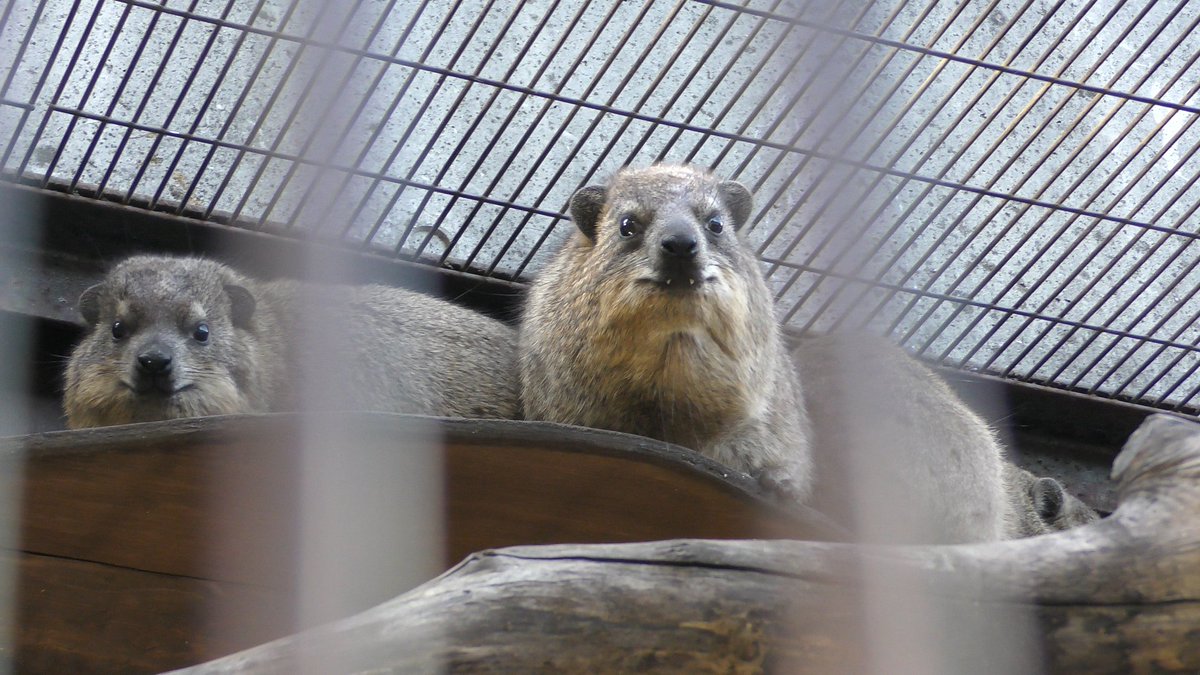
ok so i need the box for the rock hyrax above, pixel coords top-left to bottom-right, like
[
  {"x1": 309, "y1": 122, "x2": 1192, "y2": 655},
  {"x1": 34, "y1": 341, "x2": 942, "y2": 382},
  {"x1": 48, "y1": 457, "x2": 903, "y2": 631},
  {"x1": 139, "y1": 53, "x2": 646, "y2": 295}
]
[
  {"x1": 794, "y1": 334, "x2": 1099, "y2": 542},
  {"x1": 519, "y1": 164, "x2": 813, "y2": 501},
  {"x1": 64, "y1": 255, "x2": 521, "y2": 428}
]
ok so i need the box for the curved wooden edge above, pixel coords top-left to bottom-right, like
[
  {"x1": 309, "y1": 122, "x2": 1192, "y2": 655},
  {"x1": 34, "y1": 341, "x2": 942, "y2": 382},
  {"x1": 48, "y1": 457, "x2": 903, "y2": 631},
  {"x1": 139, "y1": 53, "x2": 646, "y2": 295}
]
[
  {"x1": 1112, "y1": 412, "x2": 1200, "y2": 501},
  {"x1": 0, "y1": 412, "x2": 845, "y2": 539},
  {"x1": 166, "y1": 413, "x2": 1200, "y2": 674}
]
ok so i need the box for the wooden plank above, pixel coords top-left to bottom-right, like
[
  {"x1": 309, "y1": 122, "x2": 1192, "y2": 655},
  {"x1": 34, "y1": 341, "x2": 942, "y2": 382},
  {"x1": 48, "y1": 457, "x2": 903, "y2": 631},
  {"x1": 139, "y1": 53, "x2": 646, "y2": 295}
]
[
  {"x1": 8, "y1": 551, "x2": 292, "y2": 674},
  {"x1": 14, "y1": 425, "x2": 301, "y2": 588},
  {"x1": 2, "y1": 415, "x2": 836, "y2": 673},
  {"x1": 445, "y1": 442, "x2": 809, "y2": 563},
  {"x1": 4, "y1": 413, "x2": 836, "y2": 584}
]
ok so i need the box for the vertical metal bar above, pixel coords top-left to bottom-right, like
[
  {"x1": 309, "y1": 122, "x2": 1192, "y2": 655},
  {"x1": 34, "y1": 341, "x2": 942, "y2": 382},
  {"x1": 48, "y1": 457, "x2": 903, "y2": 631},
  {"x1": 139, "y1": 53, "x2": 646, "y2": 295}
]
[
  {"x1": 769, "y1": 0, "x2": 1031, "y2": 328},
  {"x1": 332, "y1": 0, "x2": 484, "y2": 244},
  {"x1": 0, "y1": 0, "x2": 31, "y2": 96},
  {"x1": 0, "y1": 0, "x2": 52, "y2": 165},
  {"x1": 763, "y1": 0, "x2": 1031, "y2": 327},
  {"x1": 256, "y1": 1, "x2": 401, "y2": 229},
  {"x1": 122, "y1": 0, "x2": 273, "y2": 205},
  {"x1": 193, "y1": 0, "x2": 340, "y2": 216},
  {"x1": 407, "y1": 0, "x2": 582, "y2": 266},
  {"x1": 782, "y1": 0, "x2": 1098, "y2": 332},
  {"x1": 282, "y1": 0, "x2": 411, "y2": 232},
  {"x1": 10, "y1": 0, "x2": 103, "y2": 176},
  {"x1": 698, "y1": 0, "x2": 870, "y2": 191},
  {"x1": 225, "y1": 0, "x2": 368, "y2": 225},
  {"x1": 67, "y1": 0, "x2": 186, "y2": 192},
  {"x1": 359, "y1": 0, "x2": 530, "y2": 257},
  {"x1": 344, "y1": 0, "x2": 511, "y2": 248}
]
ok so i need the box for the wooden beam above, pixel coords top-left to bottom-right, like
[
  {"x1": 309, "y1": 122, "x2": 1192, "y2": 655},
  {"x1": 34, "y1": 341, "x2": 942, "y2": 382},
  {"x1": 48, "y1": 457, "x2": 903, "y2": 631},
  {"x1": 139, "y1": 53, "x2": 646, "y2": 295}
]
[
  {"x1": 6, "y1": 415, "x2": 837, "y2": 585},
  {"x1": 7, "y1": 551, "x2": 292, "y2": 675},
  {"x1": 4, "y1": 414, "x2": 838, "y2": 672}
]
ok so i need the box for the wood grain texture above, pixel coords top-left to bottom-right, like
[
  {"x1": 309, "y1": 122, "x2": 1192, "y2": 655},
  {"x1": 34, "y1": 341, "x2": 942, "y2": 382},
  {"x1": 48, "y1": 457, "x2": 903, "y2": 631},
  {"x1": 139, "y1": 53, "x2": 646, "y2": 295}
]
[
  {"x1": 7, "y1": 551, "x2": 292, "y2": 675},
  {"x1": 168, "y1": 413, "x2": 1200, "y2": 674},
  {"x1": 2, "y1": 413, "x2": 836, "y2": 673},
  {"x1": 5, "y1": 415, "x2": 836, "y2": 582}
]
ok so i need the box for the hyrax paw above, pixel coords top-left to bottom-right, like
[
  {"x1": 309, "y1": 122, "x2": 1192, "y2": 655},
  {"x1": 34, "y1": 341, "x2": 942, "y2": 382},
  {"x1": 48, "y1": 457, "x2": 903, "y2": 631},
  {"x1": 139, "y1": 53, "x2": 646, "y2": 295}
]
[{"x1": 755, "y1": 471, "x2": 806, "y2": 505}]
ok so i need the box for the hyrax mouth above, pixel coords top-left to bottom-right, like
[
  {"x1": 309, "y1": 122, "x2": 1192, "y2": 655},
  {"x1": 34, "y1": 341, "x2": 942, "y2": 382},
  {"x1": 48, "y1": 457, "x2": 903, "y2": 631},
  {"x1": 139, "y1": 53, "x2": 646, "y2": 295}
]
[
  {"x1": 126, "y1": 379, "x2": 189, "y2": 393},
  {"x1": 655, "y1": 259, "x2": 717, "y2": 291},
  {"x1": 635, "y1": 276, "x2": 720, "y2": 296},
  {"x1": 126, "y1": 374, "x2": 192, "y2": 397}
]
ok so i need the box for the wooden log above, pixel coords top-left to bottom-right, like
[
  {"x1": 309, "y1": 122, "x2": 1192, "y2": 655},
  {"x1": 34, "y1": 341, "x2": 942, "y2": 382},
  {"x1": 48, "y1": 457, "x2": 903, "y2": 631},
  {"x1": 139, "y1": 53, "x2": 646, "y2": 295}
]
[{"x1": 171, "y1": 413, "x2": 1200, "y2": 674}]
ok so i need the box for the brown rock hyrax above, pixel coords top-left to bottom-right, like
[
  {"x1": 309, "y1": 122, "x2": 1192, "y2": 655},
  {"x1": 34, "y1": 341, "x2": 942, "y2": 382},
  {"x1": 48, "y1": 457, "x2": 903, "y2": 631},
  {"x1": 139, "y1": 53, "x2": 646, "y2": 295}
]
[
  {"x1": 519, "y1": 164, "x2": 813, "y2": 501},
  {"x1": 794, "y1": 334, "x2": 1100, "y2": 542},
  {"x1": 64, "y1": 255, "x2": 520, "y2": 428}
]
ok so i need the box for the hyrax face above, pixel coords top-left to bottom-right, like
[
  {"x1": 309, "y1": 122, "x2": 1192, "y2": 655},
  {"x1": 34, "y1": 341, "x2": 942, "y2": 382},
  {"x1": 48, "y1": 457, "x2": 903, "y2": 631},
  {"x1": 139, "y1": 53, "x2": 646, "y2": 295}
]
[
  {"x1": 63, "y1": 256, "x2": 260, "y2": 428},
  {"x1": 569, "y1": 165, "x2": 756, "y2": 320}
]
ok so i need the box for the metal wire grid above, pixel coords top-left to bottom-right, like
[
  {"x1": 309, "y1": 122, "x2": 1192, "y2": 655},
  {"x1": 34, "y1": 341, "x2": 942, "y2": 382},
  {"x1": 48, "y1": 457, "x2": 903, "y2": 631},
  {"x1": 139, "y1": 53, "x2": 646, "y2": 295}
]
[{"x1": 2, "y1": 0, "x2": 1200, "y2": 414}]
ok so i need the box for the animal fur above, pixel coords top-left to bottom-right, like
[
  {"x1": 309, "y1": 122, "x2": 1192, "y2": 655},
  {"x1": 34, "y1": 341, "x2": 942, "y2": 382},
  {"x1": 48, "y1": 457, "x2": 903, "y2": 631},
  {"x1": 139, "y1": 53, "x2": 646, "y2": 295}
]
[
  {"x1": 64, "y1": 255, "x2": 520, "y2": 428},
  {"x1": 519, "y1": 164, "x2": 813, "y2": 501}
]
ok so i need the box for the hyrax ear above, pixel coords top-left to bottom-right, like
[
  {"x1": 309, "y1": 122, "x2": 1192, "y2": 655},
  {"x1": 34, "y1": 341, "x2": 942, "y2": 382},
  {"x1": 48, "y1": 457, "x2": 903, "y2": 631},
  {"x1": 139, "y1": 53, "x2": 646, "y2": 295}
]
[
  {"x1": 224, "y1": 284, "x2": 257, "y2": 329},
  {"x1": 569, "y1": 185, "x2": 608, "y2": 240},
  {"x1": 1031, "y1": 476, "x2": 1066, "y2": 521},
  {"x1": 78, "y1": 283, "x2": 103, "y2": 325},
  {"x1": 718, "y1": 180, "x2": 754, "y2": 231}
]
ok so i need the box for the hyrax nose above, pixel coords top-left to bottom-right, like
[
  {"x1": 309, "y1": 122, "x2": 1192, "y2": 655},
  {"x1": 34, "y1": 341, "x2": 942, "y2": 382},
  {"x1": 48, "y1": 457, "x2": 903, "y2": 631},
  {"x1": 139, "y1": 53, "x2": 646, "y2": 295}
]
[
  {"x1": 137, "y1": 348, "x2": 173, "y2": 375},
  {"x1": 661, "y1": 230, "x2": 699, "y2": 260}
]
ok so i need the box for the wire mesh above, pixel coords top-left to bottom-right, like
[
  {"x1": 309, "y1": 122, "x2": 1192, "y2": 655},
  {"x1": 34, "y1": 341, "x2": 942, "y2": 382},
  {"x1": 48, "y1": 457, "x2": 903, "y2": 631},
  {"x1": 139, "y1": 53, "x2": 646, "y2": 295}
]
[{"x1": 3, "y1": 0, "x2": 1200, "y2": 413}]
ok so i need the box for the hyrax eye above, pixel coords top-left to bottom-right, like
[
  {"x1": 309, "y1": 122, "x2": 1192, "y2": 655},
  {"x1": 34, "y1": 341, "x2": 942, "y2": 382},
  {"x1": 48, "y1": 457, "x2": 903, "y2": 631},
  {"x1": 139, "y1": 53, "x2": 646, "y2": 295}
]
[
  {"x1": 706, "y1": 216, "x2": 724, "y2": 234},
  {"x1": 192, "y1": 323, "x2": 210, "y2": 343},
  {"x1": 111, "y1": 321, "x2": 128, "y2": 340},
  {"x1": 619, "y1": 216, "x2": 639, "y2": 238}
]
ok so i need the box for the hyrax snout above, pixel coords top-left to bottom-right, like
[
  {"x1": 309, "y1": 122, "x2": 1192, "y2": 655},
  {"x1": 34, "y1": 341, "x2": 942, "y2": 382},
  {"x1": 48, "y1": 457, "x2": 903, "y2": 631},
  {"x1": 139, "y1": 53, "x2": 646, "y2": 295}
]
[{"x1": 520, "y1": 164, "x2": 814, "y2": 502}]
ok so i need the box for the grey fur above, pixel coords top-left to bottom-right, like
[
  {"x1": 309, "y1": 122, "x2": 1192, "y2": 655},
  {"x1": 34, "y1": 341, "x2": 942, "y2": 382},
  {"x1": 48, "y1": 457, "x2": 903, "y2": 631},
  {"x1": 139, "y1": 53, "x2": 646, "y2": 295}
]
[
  {"x1": 794, "y1": 333, "x2": 1099, "y2": 543},
  {"x1": 519, "y1": 164, "x2": 813, "y2": 502},
  {"x1": 64, "y1": 255, "x2": 520, "y2": 428},
  {"x1": 1003, "y1": 463, "x2": 1100, "y2": 537},
  {"x1": 794, "y1": 334, "x2": 1013, "y2": 543}
]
